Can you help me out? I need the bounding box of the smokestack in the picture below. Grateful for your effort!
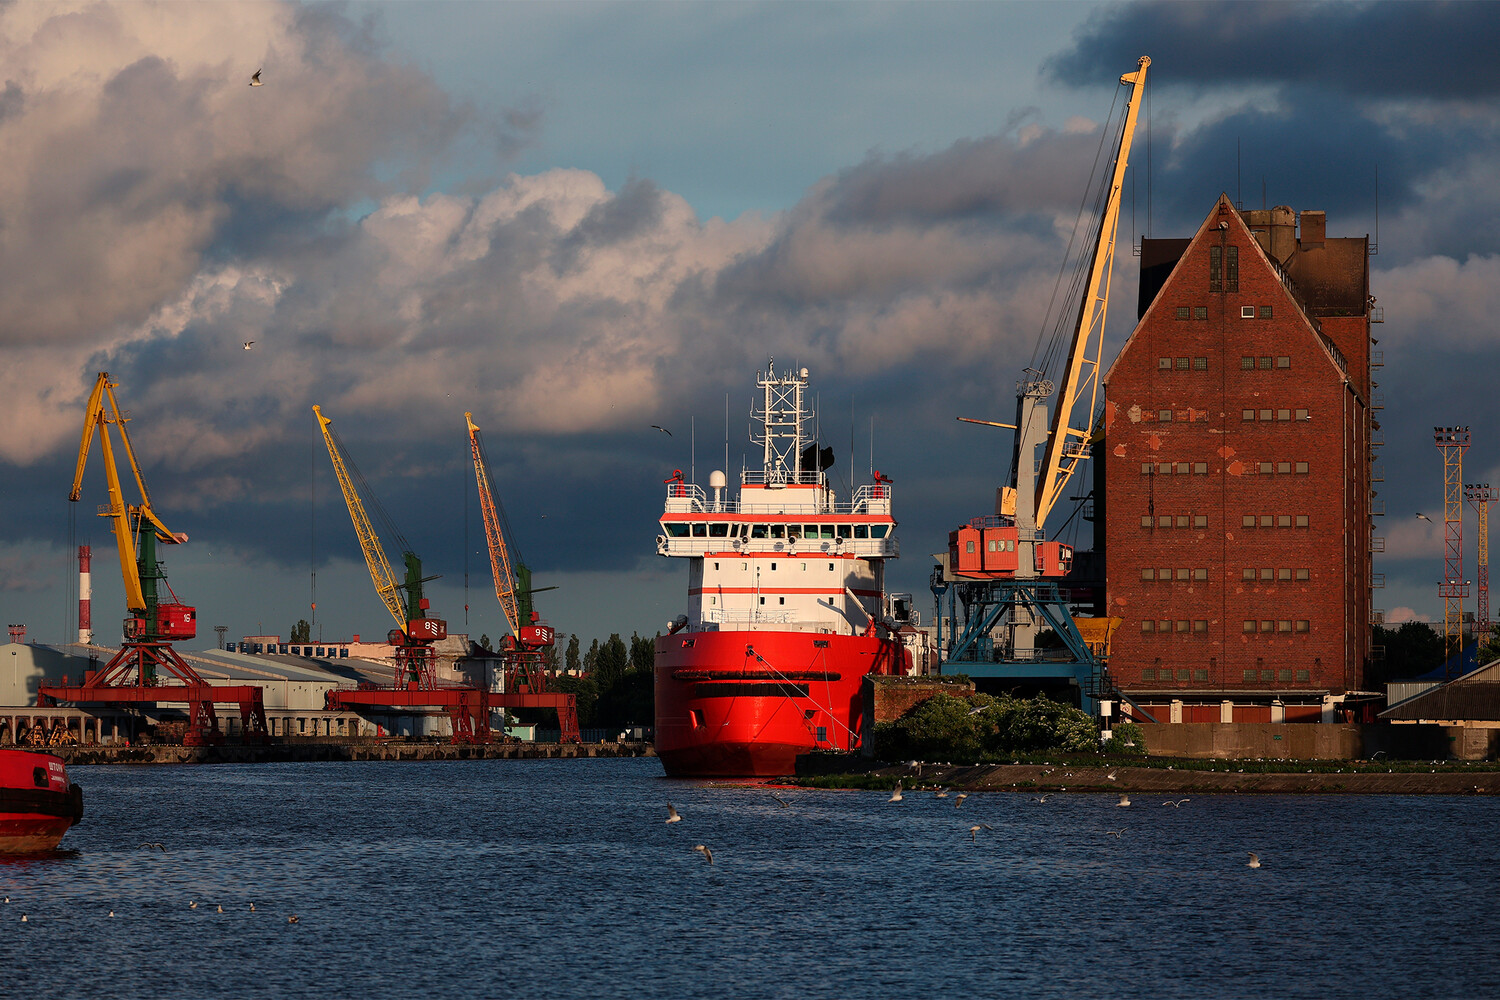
[79,545,93,645]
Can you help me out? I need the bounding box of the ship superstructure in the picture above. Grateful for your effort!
[653,363,918,777]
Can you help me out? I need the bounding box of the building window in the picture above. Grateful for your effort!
[1242,409,1255,421]
[1277,462,1291,474]
[1176,668,1191,681]
[1276,355,1290,367]
[1259,568,1273,581]
[1141,568,1155,581]
[1174,308,1189,321]
[1296,409,1310,421]
[1258,357,1273,370]
[1194,668,1210,681]
[1176,357,1190,370]
[1159,410,1173,422]
[1176,568,1189,581]
[1278,669,1293,682]
[1193,620,1208,633]
[1193,568,1208,581]
[1194,515,1207,528]
[1175,620,1190,633]
[1227,246,1239,291]
[1243,669,1258,682]
[1193,463,1207,474]
[1277,409,1291,421]
[1277,620,1292,633]
[1242,305,1257,319]
[1260,669,1273,682]
[1260,620,1274,633]
[1295,568,1310,581]
[1259,515,1273,528]
[1157,620,1171,633]
[1258,462,1273,474]
[1141,621,1155,633]
[1159,356,1173,368]
[1193,306,1207,320]
[1261,306,1274,319]
[1158,515,1172,528]
[1242,621,1255,633]
[1296,515,1310,528]
[1241,356,1254,370]
[1142,668,1156,680]
[1140,515,1152,528]
[1242,515,1255,528]
[1277,515,1292,528]
[1296,668,1311,681]
[1259,409,1273,421]
[1141,463,1153,474]
[1210,245,1223,291]
[1296,462,1309,474]
[1158,463,1173,475]
[1193,357,1207,370]
[1242,568,1255,581]
[1295,620,1310,633]
[1175,515,1189,528]
[1278,568,1292,581]
[1174,463,1189,475]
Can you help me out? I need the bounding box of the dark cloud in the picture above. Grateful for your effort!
[1048,1,1500,101]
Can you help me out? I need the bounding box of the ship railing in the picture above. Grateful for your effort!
[663,485,894,516]
[702,610,796,625]
[742,470,826,486]
[657,536,900,558]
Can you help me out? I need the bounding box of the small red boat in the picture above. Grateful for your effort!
[0,749,84,853]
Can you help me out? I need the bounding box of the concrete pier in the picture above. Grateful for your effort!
[53,741,657,766]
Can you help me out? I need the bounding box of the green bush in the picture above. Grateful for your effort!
[875,692,1101,762]
[1108,722,1147,756]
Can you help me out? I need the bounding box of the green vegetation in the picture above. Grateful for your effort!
[1369,621,1445,685]
[547,630,656,729]
[873,692,1105,762]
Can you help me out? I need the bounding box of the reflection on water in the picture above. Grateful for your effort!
[0,758,1492,999]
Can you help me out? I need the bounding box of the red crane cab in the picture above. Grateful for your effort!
[949,519,1073,580]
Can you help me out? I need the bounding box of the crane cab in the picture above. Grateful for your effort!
[948,519,1073,580]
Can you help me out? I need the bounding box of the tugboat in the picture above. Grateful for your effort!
[0,749,84,853]
[653,363,928,777]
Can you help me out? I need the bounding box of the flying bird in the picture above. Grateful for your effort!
[665,803,682,824]
[968,823,993,842]
[139,842,166,851]
[1416,512,1431,521]
[934,787,949,798]
[288,915,300,923]
[770,792,789,808]
[1031,794,1050,803]
[651,425,672,436]
[1247,852,1262,869]
[1106,770,1118,781]
[887,781,903,803]
[243,341,254,350]
[966,704,990,716]
[953,793,968,808]
[1105,829,1126,838]
[1162,798,1191,808]
[249,69,263,86]
[693,844,713,864]
[1117,793,1132,807]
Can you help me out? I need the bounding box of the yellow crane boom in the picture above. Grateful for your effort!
[313,405,406,630]
[72,372,185,613]
[466,412,521,636]
[1034,55,1150,527]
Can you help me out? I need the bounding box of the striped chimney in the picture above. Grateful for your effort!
[78,545,93,645]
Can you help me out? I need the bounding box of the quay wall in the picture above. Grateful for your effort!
[53,741,656,766]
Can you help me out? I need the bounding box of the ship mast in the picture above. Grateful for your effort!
[751,360,813,486]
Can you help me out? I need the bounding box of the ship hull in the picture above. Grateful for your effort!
[654,629,905,777]
[0,750,83,853]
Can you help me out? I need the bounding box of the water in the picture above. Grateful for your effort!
[0,758,1494,999]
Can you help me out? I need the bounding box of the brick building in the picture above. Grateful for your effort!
[1102,195,1375,721]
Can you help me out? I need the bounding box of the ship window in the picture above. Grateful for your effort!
[665,523,690,537]
[709,523,729,537]
[802,563,807,571]
[751,524,768,538]
[871,525,889,538]
[837,525,852,539]
[691,524,707,537]
[771,563,777,570]
[779,597,785,605]
[714,562,720,570]
[33,767,47,788]
[821,526,835,539]
[770,525,785,538]
[759,597,765,605]
[854,525,868,538]
[803,525,817,538]
[966,541,975,553]
[741,563,748,570]
[828,563,834,571]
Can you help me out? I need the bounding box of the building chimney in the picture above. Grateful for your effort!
[1300,210,1326,248]
[79,545,93,645]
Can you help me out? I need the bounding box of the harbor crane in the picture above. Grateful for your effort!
[936,57,1151,718]
[467,413,580,743]
[39,372,270,745]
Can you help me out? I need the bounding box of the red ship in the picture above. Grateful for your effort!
[653,363,929,777]
[0,749,84,853]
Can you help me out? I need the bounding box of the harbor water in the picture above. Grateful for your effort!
[0,757,1495,999]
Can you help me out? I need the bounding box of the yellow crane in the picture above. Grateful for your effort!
[466,412,521,635]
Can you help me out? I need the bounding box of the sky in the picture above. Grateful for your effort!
[2,0,1499,653]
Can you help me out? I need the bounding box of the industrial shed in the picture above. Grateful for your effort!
[1380,661,1500,759]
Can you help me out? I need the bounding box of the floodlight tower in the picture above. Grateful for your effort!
[1465,482,1499,640]
[1435,427,1470,675]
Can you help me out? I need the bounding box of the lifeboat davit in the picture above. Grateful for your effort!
[0,749,84,853]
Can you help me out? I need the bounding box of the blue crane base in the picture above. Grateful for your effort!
[937,579,1107,716]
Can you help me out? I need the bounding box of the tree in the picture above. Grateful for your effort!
[565,634,581,674]
[478,633,491,651]
[583,638,600,675]
[629,632,655,673]
[1370,622,1445,686]
[290,619,311,643]
[596,634,629,690]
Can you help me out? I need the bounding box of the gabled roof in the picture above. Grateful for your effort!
[1380,660,1500,721]
[1105,194,1356,396]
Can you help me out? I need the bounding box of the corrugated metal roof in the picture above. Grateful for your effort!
[1380,661,1500,721]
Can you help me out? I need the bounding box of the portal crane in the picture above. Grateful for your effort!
[467,413,579,743]
[38,372,270,745]
[937,58,1150,715]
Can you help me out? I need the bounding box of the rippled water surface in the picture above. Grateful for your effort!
[0,758,1494,999]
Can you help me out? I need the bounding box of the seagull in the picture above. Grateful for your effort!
[693,844,713,865]
[966,704,990,715]
[288,915,299,924]
[249,903,256,912]
[770,792,789,808]
[249,69,263,87]
[665,802,682,824]
[651,425,672,436]
[243,341,254,350]
[108,910,115,917]
[888,781,903,803]
[1247,852,1262,869]
[1031,794,1050,803]
[216,905,223,914]
[953,793,968,808]
[907,760,923,776]
[190,901,198,909]
[1416,512,1431,521]
[1106,829,1126,838]
[934,787,949,798]
[19,915,26,922]
[968,823,993,842]
[1117,793,1132,807]
[1106,770,1118,781]
[139,842,166,851]
[1162,798,1191,807]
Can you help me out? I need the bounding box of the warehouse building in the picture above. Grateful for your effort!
[1103,196,1376,720]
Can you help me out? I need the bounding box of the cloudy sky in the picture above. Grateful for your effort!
[2,0,1497,651]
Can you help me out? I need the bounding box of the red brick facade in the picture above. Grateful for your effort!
[1103,196,1372,701]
